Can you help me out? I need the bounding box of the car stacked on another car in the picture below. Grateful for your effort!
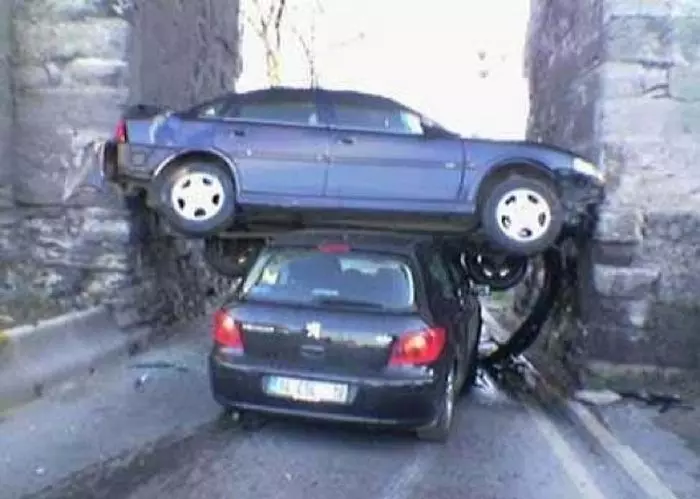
[208,230,483,442]
[100,85,605,287]
[87,85,607,442]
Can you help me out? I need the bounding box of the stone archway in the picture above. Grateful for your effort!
[4,0,699,374]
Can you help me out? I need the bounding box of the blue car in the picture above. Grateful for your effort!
[102,86,605,274]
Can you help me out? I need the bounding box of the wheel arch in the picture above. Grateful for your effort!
[152,148,239,187]
[475,159,556,208]
[147,148,239,209]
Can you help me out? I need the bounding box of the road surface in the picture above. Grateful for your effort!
[0,320,691,499]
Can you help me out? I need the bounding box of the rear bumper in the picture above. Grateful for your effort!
[208,351,443,429]
[102,141,169,183]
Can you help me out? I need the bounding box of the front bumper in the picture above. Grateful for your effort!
[209,351,443,429]
[557,173,606,227]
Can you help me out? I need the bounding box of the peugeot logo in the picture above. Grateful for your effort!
[305,321,322,340]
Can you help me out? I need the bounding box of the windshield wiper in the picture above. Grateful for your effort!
[312,297,385,309]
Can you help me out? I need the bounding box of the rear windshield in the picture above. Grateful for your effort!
[239,247,416,311]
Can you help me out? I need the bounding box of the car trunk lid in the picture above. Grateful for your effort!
[230,301,428,373]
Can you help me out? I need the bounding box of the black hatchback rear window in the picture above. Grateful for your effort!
[239,247,416,311]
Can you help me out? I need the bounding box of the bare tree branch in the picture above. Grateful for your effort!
[266,0,276,26]
[244,12,267,39]
[249,0,269,33]
[273,0,287,51]
[294,29,317,86]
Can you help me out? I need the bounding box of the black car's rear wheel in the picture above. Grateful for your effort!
[156,160,236,237]
[479,175,564,256]
[416,364,457,443]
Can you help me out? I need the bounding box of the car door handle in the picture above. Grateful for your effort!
[229,129,245,137]
[337,136,356,145]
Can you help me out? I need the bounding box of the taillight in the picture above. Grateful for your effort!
[212,309,243,350]
[114,118,128,143]
[388,327,446,366]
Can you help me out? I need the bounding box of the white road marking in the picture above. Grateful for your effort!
[379,449,436,499]
[567,400,680,499]
[482,310,681,499]
[521,396,610,499]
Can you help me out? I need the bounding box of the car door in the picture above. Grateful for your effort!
[421,247,469,370]
[324,92,465,204]
[213,88,331,199]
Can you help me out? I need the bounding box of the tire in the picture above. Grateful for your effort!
[203,236,263,278]
[462,312,482,395]
[416,363,457,443]
[479,175,563,256]
[461,251,529,291]
[215,405,242,430]
[214,406,266,431]
[155,160,236,237]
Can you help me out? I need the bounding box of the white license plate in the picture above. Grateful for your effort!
[266,376,349,404]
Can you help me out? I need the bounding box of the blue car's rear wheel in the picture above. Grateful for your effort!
[479,175,563,256]
[156,160,236,237]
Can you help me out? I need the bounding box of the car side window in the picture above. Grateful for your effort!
[426,253,457,300]
[226,95,320,126]
[187,97,232,119]
[333,101,424,135]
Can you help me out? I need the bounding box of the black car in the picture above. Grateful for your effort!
[208,230,483,442]
[100,86,605,266]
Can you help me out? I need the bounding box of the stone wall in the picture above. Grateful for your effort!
[6,1,130,324]
[527,0,700,371]
[0,0,15,327]
[3,0,240,331]
[0,0,12,205]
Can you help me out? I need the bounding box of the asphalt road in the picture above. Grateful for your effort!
[0,322,683,499]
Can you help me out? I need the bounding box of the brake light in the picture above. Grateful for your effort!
[114,118,128,143]
[318,242,350,253]
[212,309,243,350]
[388,327,446,366]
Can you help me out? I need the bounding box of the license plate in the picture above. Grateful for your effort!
[266,376,349,404]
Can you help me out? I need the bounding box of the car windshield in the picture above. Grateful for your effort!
[239,247,416,311]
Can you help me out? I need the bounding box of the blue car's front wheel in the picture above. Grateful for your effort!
[479,175,563,256]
